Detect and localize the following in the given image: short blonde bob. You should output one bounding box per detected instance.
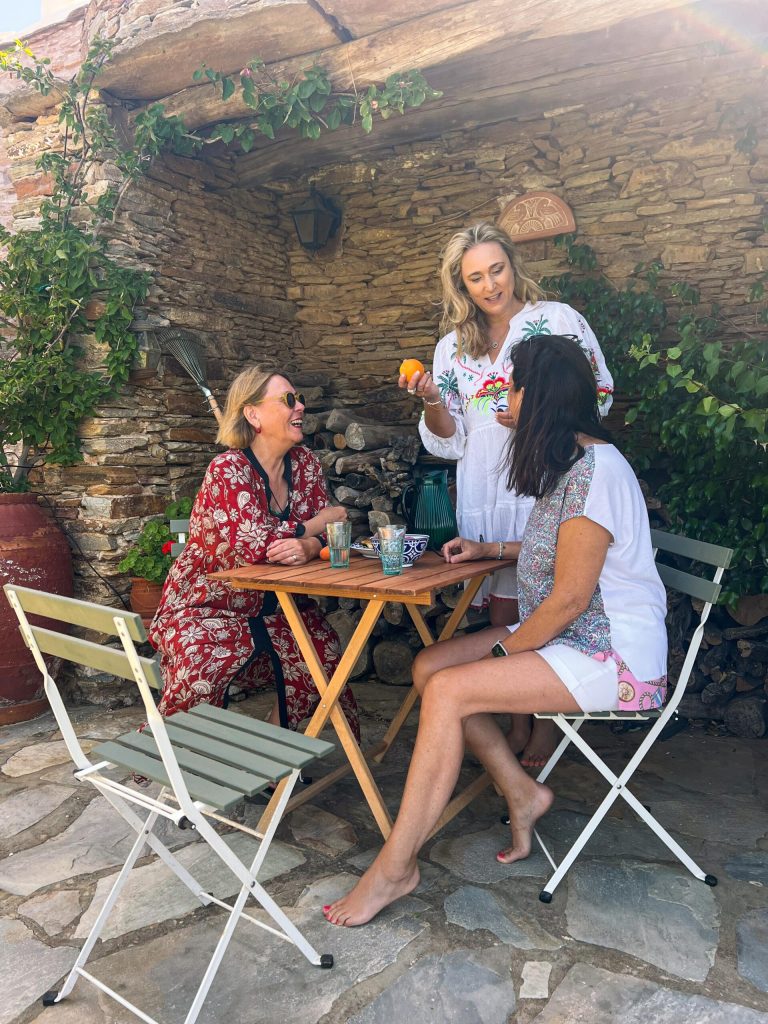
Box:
[439,221,545,360]
[216,365,280,449]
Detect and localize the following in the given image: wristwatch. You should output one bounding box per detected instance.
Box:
[491,640,509,658]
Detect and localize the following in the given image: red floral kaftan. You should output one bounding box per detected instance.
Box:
[148,446,360,740]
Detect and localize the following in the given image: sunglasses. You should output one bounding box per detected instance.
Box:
[253,392,305,409]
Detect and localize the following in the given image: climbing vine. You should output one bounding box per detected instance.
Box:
[0,37,441,490]
[545,236,768,603]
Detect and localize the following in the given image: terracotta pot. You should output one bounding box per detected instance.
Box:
[0,493,74,725]
[129,578,164,627]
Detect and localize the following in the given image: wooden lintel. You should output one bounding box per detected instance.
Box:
[227,8,768,187]
[152,0,695,133]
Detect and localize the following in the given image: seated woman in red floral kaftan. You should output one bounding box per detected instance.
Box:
[149,365,360,740]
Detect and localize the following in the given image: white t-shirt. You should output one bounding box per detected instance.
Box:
[517,443,667,682]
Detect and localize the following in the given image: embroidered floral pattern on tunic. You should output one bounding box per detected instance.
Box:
[436,365,460,406]
[521,315,551,339]
[471,372,509,412]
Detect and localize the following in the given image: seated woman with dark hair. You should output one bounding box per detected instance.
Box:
[323,334,667,927]
[150,365,360,741]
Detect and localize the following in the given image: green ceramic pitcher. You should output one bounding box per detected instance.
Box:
[400,469,458,551]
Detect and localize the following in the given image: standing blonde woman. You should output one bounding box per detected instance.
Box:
[150,366,360,741]
[402,222,613,765]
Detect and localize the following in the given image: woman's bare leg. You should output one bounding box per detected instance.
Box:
[488,597,531,754]
[323,651,579,926]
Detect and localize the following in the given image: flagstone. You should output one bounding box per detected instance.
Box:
[0,796,189,896]
[0,783,75,838]
[726,851,768,887]
[519,961,552,1000]
[288,805,357,857]
[532,962,768,1022]
[2,739,95,777]
[76,835,305,940]
[19,889,83,934]
[347,949,516,1024]
[565,860,718,982]
[444,885,538,948]
[0,918,77,1024]
[430,825,549,883]
[736,908,768,993]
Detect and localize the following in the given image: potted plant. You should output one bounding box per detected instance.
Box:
[118,498,193,621]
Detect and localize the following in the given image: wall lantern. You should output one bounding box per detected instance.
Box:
[291,189,341,251]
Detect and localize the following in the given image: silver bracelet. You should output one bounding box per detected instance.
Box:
[423,397,443,407]
[497,541,504,560]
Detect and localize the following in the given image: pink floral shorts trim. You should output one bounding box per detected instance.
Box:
[593,649,668,712]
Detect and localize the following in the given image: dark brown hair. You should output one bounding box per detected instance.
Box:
[505,334,612,499]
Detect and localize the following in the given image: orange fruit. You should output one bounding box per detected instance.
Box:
[399,358,425,383]
[319,546,330,561]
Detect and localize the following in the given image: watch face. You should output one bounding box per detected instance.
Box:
[491,641,508,658]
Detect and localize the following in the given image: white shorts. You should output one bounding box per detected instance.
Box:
[506,626,619,712]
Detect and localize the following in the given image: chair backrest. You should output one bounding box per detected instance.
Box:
[649,529,733,710]
[3,584,163,768]
[169,518,190,558]
[3,583,201,809]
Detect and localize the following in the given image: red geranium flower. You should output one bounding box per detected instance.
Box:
[161,541,173,555]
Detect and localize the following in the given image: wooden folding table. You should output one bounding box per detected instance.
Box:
[210,551,515,838]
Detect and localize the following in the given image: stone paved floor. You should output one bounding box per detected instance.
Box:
[2,683,768,1024]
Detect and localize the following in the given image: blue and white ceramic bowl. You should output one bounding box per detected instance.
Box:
[371,533,429,567]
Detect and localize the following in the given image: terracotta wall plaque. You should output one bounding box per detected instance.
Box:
[497,191,576,242]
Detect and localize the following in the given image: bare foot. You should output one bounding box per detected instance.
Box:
[520,718,558,769]
[496,781,554,864]
[506,713,532,757]
[323,857,420,927]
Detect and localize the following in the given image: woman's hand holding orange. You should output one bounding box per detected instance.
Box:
[398,367,441,405]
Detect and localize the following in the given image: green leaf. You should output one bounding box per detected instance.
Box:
[221,77,235,101]
[361,112,373,133]
[718,404,737,419]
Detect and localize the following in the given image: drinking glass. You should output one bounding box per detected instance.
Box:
[326,521,351,569]
[377,525,406,576]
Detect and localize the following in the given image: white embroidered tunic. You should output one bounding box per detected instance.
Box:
[418,301,614,606]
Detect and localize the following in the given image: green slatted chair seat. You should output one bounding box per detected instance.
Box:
[536,710,662,721]
[92,705,334,812]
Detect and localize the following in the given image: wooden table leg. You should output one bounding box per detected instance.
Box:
[257,594,394,839]
[375,574,487,760]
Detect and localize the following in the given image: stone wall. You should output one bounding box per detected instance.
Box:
[0,5,85,229]
[276,58,767,397]
[33,150,296,605]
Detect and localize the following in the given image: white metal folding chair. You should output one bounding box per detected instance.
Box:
[4,583,336,1024]
[530,529,733,903]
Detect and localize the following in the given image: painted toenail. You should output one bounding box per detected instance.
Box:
[322,905,330,912]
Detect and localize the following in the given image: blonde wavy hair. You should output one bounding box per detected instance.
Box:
[216,365,279,448]
[439,222,544,360]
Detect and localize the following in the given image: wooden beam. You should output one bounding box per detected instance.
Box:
[226,1,768,185]
[151,0,696,132]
